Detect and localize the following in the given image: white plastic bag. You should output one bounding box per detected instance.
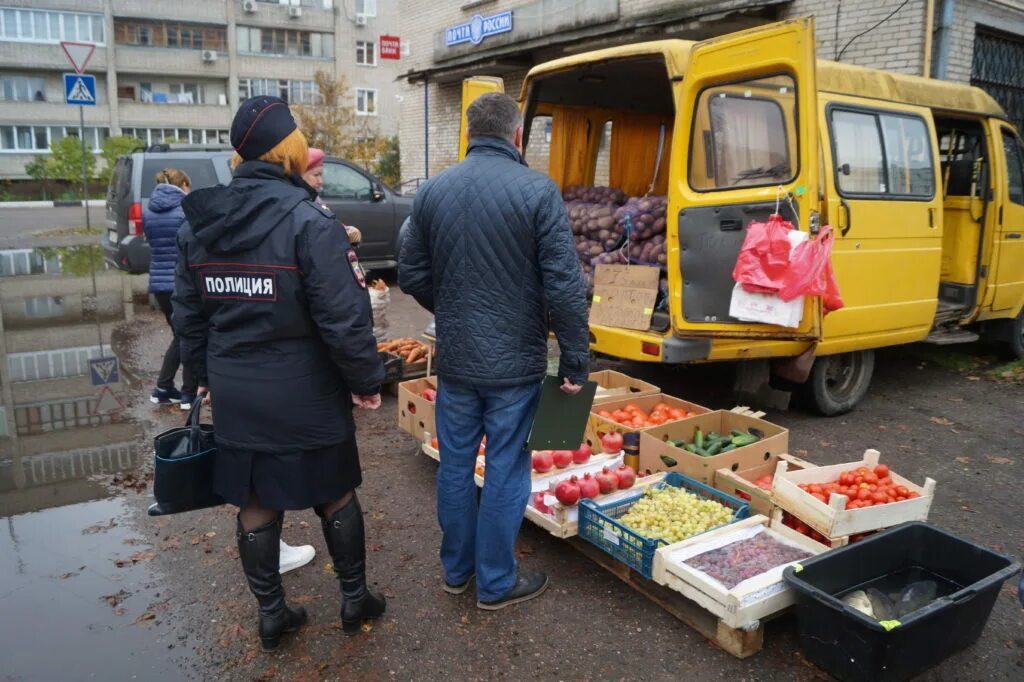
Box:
[369,285,390,340]
[729,284,804,328]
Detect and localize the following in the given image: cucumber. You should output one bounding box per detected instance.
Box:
[684,443,699,454]
[669,439,686,448]
[707,431,721,442]
[731,429,745,438]
[694,427,704,450]
[731,433,759,447]
[659,454,678,467]
[704,440,724,456]
[722,444,737,452]
[695,446,711,457]
[748,427,766,439]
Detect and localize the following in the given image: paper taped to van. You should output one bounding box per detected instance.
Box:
[730,284,804,328]
[589,264,660,330]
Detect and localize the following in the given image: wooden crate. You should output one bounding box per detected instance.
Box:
[768,507,851,551]
[652,515,825,630]
[590,370,660,405]
[397,377,437,440]
[714,453,816,517]
[638,410,789,484]
[586,393,709,450]
[770,449,936,538]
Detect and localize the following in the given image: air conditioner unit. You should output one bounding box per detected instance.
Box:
[242,0,258,14]
[401,42,411,57]
[201,50,218,63]
[288,6,302,18]
[355,14,367,27]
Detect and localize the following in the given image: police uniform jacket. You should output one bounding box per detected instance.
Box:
[174,160,384,453]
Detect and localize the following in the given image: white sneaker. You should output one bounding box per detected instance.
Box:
[279,539,315,574]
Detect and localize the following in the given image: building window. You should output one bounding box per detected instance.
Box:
[113,19,225,51]
[7,345,103,383]
[15,396,119,435]
[0,125,107,152]
[356,0,377,18]
[0,249,59,277]
[356,40,376,66]
[0,7,104,44]
[236,26,333,58]
[355,88,377,116]
[169,82,203,105]
[239,78,319,104]
[121,127,229,146]
[0,75,46,102]
[24,295,64,319]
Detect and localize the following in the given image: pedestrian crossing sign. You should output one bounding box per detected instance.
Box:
[64,73,96,106]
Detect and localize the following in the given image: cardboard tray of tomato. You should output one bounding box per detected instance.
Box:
[586,394,709,450]
[714,453,816,517]
[398,377,438,441]
[770,449,936,538]
[652,515,826,629]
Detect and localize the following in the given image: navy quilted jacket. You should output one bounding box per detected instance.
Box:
[399,136,589,387]
[144,183,187,294]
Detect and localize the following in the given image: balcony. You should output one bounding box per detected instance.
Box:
[112,0,227,24]
[117,102,231,128]
[0,100,110,124]
[236,4,334,32]
[114,46,229,78]
[235,54,335,81]
[0,42,108,71]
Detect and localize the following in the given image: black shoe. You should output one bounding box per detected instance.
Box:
[477,571,549,611]
[443,573,475,595]
[320,496,386,635]
[236,515,308,652]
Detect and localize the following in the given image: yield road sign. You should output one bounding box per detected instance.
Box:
[64,73,96,105]
[89,356,120,386]
[92,385,125,416]
[60,41,95,73]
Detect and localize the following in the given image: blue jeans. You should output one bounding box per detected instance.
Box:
[435,379,542,601]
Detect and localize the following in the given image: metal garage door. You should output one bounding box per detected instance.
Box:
[972,27,1024,132]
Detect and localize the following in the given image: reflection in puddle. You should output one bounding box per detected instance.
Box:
[0,243,143,516]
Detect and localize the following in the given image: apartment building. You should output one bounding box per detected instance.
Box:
[0,0,403,179]
[397,0,1024,185]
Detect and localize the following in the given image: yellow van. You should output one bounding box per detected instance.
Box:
[458,18,1024,415]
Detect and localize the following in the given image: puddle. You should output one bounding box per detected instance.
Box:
[0,243,185,678]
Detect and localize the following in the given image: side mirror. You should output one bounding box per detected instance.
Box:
[371,184,385,202]
[839,163,851,176]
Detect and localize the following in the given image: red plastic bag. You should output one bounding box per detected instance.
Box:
[779,226,844,312]
[731,214,795,294]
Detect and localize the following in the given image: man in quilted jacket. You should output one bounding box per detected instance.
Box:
[399,92,589,610]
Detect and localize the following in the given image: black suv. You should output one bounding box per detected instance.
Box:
[103,145,410,273]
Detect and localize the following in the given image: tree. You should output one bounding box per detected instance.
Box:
[47,135,97,197]
[291,71,389,171]
[25,155,52,200]
[374,136,400,187]
[99,135,143,186]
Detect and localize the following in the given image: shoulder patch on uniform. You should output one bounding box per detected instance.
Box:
[347,249,367,289]
[308,199,334,218]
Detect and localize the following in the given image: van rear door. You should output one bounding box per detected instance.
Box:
[458,77,505,161]
[672,18,820,340]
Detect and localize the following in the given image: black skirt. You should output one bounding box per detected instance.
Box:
[213,440,363,510]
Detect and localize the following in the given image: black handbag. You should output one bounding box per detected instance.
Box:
[148,395,223,516]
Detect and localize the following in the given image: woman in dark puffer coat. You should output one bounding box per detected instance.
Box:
[144,169,198,409]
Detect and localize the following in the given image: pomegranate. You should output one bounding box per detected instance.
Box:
[551,450,574,469]
[571,443,592,464]
[578,473,600,499]
[600,431,624,454]
[532,451,554,473]
[595,467,619,495]
[422,388,437,402]
[614,464,637,489]
[531,491,552,514]
[554,476,581,506]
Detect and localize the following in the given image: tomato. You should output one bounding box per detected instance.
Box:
[871,492,887,504]
[624,403,640,414]
[839,473,853,485]
[598,410,612,418]
[863,472,879,484]
[878,476,893,486]
[896,496,906,502]
[857,488,871,501]
[854,476,864,485]
[907,491,921,499]
[874,464,890,478]
[669,409,686,420]
[811,492,827,503]
[809,484,823,494]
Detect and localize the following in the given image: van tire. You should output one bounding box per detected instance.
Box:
[807,350,875,416]
[1009,311,1024,359]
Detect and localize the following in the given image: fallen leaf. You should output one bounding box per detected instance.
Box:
[819,440,832,448]
[929,416,954,426]
[60,571,78,580]
[298,521,310,530]
[360,621,374,633]
[323,562,334,574]
[966,375,981,381]
[114,607,127,616]
[955,456,972,464]
[190,536,202,545]
[986,455,1013,465]
[101,589,130,608]
[460,615,470,625]
[82,519,118,535]
[159,536,181,550]
[948,396,964,402]
[205,531,217,539]
[132,612,156,625]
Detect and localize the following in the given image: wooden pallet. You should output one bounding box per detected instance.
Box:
[567,537,764,659]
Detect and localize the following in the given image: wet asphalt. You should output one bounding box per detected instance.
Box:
[1,263,1022,681]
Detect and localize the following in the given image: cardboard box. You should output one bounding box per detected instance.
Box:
[590,369,660,405]
[397,376,438,440]
[714,453,816,517]
[585,393,709,450]
[638,411,789,484]
[589,264,660,330]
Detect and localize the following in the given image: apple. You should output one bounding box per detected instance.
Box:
[571,443,592,465]
[600,431,624,454]
[532,451,554,473]
[552,450,574,469]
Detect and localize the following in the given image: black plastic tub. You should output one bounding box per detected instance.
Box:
[783,521,1020,682]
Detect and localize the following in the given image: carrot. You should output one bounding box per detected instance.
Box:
[406,347,424,364]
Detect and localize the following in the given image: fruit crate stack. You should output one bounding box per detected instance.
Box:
[769,449,936,550]
[713,453,816,518]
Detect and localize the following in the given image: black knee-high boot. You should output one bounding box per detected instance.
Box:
[320,497,386,635]
[237,515,308,651]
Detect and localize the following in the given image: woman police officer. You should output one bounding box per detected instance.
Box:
[173,96,386,651]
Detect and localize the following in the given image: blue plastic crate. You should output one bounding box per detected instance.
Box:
[578,472,750,579]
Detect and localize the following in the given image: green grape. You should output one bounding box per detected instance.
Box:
[618,485,734,544]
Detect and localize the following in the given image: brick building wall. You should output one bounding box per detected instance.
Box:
[944,0,1024,82]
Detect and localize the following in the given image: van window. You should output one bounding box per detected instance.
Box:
[523,115,552,176]
[141,158,221,197]
[1001,129,1024,205]
[595,121,613,187]
[689,74,795,191]
[830,107,934,199]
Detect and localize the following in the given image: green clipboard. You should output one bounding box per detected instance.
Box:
[527,376,598,451]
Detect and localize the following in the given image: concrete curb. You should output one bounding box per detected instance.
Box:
[0,199,104,208]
